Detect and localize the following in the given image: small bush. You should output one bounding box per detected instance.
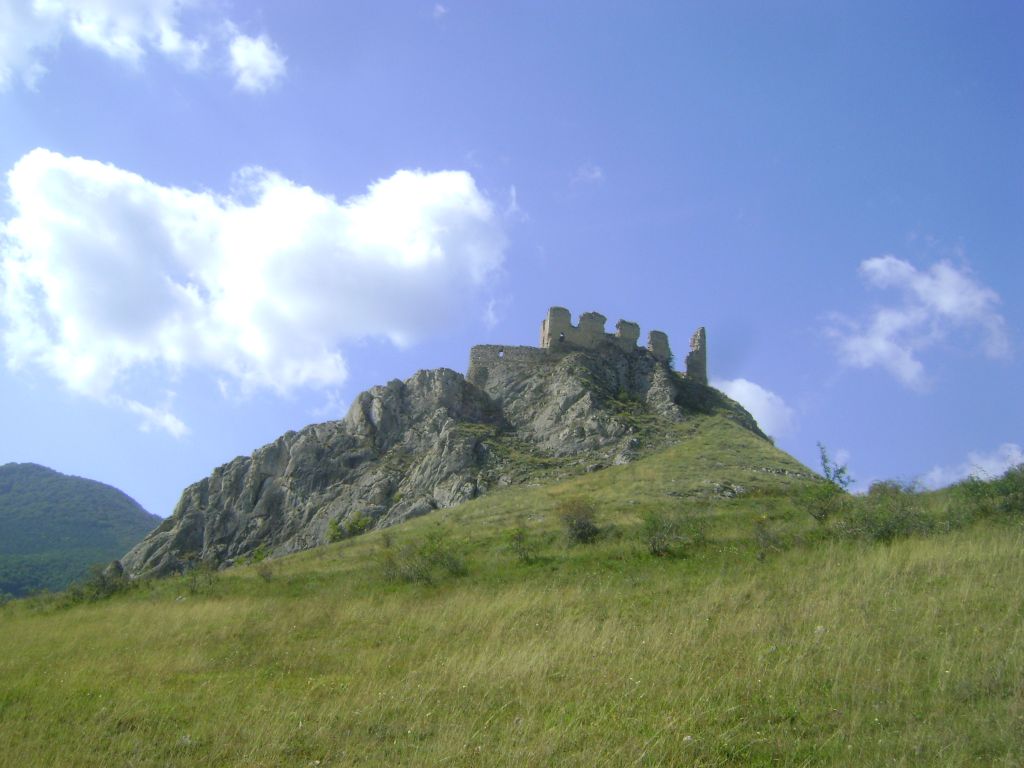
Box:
[803,443,853,524]
[802,481,849,524]
[507,523,539,564]
[997,464,1024,515]
[954,464,1024,520]
[380,548,430,584]
[837,481,934,542]
[328,511,374,543]
[27,562,138,609]
[819,442,852,489]
[183,554,219,595]
[255,561,274,582]
[379,527,467,585]
[642,510,705,557]
[936,497,975,533]
[419,528,468,577]
[64,563,135,604]
[347,511,373,537]
[327,518,344,543]
[953,475,999,519]
[559,497,601,545]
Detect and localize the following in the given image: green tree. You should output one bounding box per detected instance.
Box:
[818,442,852,490]
[804,442,852,524]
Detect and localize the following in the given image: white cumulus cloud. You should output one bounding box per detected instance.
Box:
[228,32,285,92]
[921,443,1024,489]
[828,255,1009,390]
[0,0,284,91]
[0,148,506,435]
[712,377,796,438]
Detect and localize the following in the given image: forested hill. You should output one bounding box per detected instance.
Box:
[0,463,160,597]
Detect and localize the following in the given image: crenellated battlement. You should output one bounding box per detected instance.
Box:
[467,307,708,388]
[540,306,674,361]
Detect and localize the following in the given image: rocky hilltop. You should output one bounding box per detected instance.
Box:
[122,310,768,577]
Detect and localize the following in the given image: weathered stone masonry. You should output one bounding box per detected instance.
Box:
[685,327,707,386]
[468,306,708,387]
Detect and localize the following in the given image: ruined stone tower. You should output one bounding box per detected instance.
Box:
[539,306,676,362]
[469,307,708,388]
[685,327,707,386]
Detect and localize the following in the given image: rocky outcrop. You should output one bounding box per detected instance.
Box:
[122,344,763,577]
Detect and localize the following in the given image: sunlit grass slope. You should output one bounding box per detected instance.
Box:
[1,415,1021,766]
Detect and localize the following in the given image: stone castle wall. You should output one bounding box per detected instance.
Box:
[468,307,707,387]
[540,306,672,360]
[540,307,623,350]
[467,344,549,387]
[648,331,670,361]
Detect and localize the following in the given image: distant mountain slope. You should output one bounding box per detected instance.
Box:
[0,463,160,597]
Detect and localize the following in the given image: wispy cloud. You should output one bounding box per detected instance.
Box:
[827,255,1009,390]
[712,378,796,438]
[504,185,528,222]
[921,443,1023,489]
[1,149,506,434]
[433,4,449,20]
[121,397,189,438]
[482,300,498,330]
[571,162,604,185]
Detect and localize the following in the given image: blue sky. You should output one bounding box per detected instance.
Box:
[1,1,1021,517]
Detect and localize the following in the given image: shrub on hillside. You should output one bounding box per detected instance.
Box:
[328,510,374,543]
[952,474,998,519]
[506,522,539,564]
[836,481,934,542]
[997,464,1024,515]
[953,464,1024,520]
[327,518,343,543]
[642,510,705,557]
[558,497,601,545]
[182,553,219,595]
[255,561,275,582]
[27,562,139,608]
[65,562,135,603]
[802,481,849,524]
[803,443,852,524]
[379,527,467,585]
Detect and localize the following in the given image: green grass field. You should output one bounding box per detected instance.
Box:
[2,416,1022,766]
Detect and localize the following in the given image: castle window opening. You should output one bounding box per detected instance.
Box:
[558,332,565,342]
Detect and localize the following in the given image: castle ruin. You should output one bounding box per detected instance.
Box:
[468,306,708,387]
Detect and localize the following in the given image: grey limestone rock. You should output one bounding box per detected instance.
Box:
[122,343,760,577]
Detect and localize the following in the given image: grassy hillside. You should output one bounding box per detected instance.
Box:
[1,417,1021,766]
[0,463,160,597]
